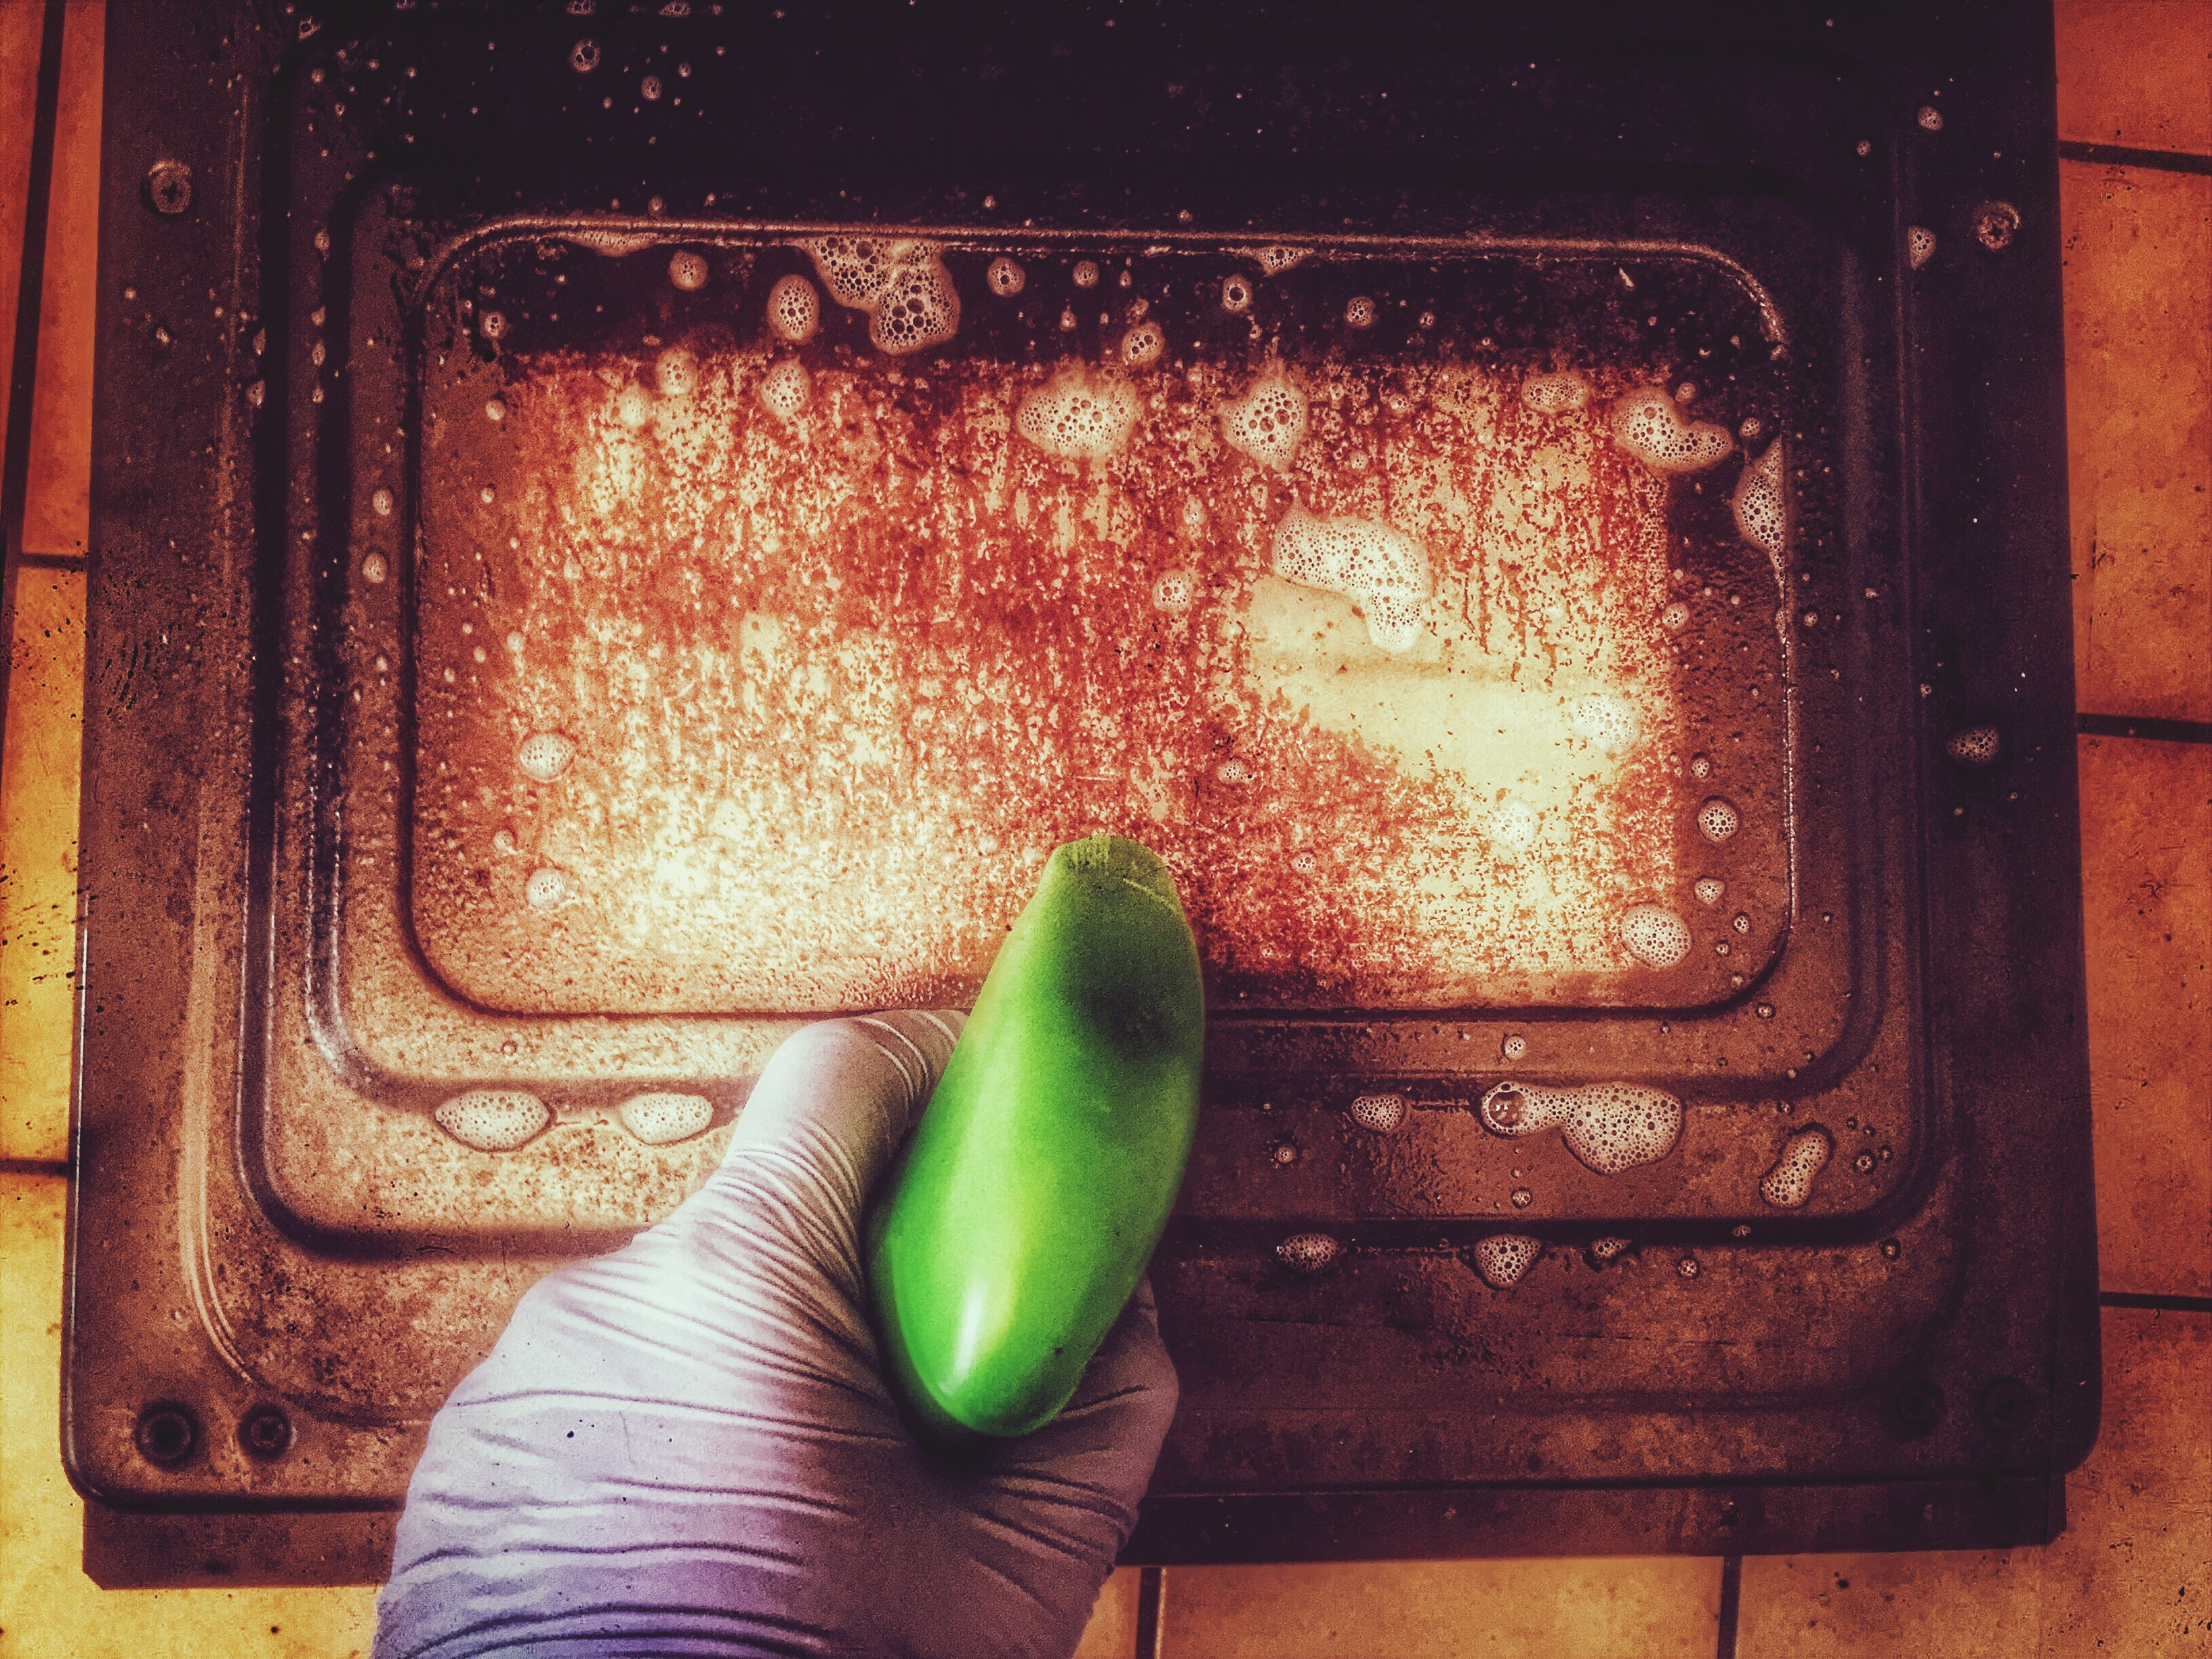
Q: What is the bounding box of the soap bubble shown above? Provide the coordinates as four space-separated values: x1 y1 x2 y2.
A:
1472 1234 1541 1288
516 731 576 781
756 357 811 421
1944 724 2001 766
985 256 1025 296
1619 904 1692 968
1761 1126 1833 1208
767 273 819 342
1521 370 1590 415
1347 1092 1407 1134
1478 1081 1574 1136
1270 504 1431 653
1502 1034 1526 1061
1697 798 1741 842
435 1089 549 1151
525 866 575 909
1568 693 1641 757
1072 260 1100 289
618 1091 714 1145
1220 274 1254 314
1343 295 1376 329
569 38 600 72
1151 570 1195 612
1277 1231 1343 1275
1611 386 1733 472
1016 366 1141 459
1220 370 1308 470
668 249 709 291
655 346 700 397
1118 321 1166 368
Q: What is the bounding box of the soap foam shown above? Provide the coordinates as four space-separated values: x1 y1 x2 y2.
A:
1489 800 1538 859
1619 904 1692 968
1908 226 1938 269
985 256 1025 296
1611 386 1734 473
1587 1236 1631 1263
804 237 960 355
1473 1234 1541 1288
668 249 709 292
1696 798 1741 842
1220 274 1254 314
517 731 576 781
1015 367 1141 460
1945 724 2001 766
767 273 820 343
655 346 701 398
1151 570 1195 612
1561 1083 1683 1175
435 1089 550 1151
1481 1081 1683 1175
1247 245 1309 274
1270 504 1432 653
1221 371 1308 470
1661 600 1691 630
1568 693 1641 757
756 358 812 422
525 866 575 909
1343 295 1377 329
1347 1092 1407 1133
1732 440 1787 560
1277 1231 1343 1275
615 384 654 430
1760 1126 1833 1208
1521 370 1591 415
1693 876 1725 907
617 1090 714 1145
1118 321 1166 368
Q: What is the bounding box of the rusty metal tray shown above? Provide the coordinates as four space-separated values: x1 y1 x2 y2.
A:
68 0 2095 1574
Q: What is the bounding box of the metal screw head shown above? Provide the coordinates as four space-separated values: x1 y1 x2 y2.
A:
144 159 193 216
1891 1382 1946 1439
1973 201 2021 252
134 1401 199 1467
237 1404 293 1460
1979 1377 2035 1435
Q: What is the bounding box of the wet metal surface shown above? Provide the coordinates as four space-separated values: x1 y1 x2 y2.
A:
68 0 2095 1570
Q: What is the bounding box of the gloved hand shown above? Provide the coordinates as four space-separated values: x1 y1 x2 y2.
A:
373 1011 1179 1659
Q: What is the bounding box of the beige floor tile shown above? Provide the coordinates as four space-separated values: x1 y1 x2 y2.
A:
17 0 99 558
1075 1567 1143 1658
1155 1557 1721 1658
1737 1307 2212 1656
0 0 47 466
1 565 81 1164
2079 736 2211 1298
2055 0 2212 156
2062 163 2212 723
0 1174 384 1656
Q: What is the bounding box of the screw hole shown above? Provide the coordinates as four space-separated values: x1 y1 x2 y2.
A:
135 1403 199 1467
238 1404 293 1461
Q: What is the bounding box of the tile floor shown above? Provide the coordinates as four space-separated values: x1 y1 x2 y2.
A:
1 3 2205 1654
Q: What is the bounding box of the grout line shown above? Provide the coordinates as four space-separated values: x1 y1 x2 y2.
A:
2058 140 2212 176
0 0 70 783
2076 712 2212 745
2100 1290 2212 1315
1134 1565 1164 1659
0 1158 70 1180
1715 1554 1743 1659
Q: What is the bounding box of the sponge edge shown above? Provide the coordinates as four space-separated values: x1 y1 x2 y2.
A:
1055 831 1185 914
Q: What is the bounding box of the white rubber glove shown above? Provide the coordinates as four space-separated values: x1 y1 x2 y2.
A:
373 1011 1179 1659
